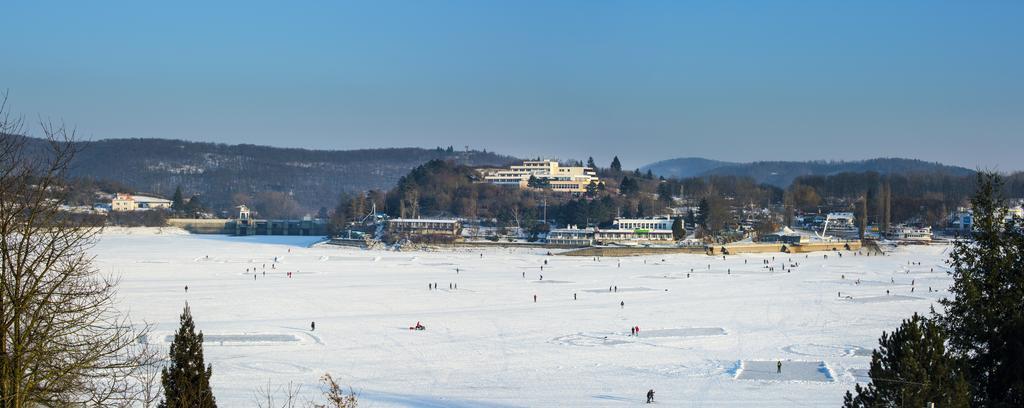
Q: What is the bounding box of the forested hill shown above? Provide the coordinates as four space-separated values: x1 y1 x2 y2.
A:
32 137 517 214
643 157 974 187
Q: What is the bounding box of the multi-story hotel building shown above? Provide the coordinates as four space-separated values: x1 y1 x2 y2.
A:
482 160 598 193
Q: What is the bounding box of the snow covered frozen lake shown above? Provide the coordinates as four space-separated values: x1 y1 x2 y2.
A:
95 229 953 407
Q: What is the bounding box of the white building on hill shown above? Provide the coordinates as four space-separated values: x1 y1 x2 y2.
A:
482 159 598 193
111 193 173 212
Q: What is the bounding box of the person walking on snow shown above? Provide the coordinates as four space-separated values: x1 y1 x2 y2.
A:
777 360 782 373
646 389 655 403
620 301 625 309
311 321 315 331
533 294 537 303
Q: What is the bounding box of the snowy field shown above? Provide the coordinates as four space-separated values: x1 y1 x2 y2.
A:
94 229 954 407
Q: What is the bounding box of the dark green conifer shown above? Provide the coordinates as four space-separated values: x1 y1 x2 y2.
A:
160 303 216 408
940 172 1024 406
610 156 622 173
671 218 685 240
844 314 969 408
171 186 185 211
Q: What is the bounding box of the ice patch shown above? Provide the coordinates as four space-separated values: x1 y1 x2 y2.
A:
848 368 871 383
638 327 726 338
734 360 833 382
844 295 922 303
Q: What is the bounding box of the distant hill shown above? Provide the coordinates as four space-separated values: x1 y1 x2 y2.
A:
21 137 517 213
639 157 738 178
643 157 974 187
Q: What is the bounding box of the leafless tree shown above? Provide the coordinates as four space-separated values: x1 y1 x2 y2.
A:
315 374 357 408
253 379 302 408
252 374 357 408
135 355 164 408
0 92 154 407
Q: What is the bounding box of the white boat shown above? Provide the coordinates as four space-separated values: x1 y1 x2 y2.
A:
891 225 933 242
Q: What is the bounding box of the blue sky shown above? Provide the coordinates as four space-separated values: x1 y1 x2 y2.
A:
2 1 1022 170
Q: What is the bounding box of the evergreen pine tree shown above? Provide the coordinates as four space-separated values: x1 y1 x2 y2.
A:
619 176 638 196
684 210 696 229
858 194 868 240
696 198 710 229
610 156 622 173
843 313 969 408
586 157 596 169
585 181 598 198
184 195 204 216
656 182 673 203
171 186 185 211
939 172 1024 406
527 175 549 189
160 303 216 408
671 217 685 240
883 181 892 235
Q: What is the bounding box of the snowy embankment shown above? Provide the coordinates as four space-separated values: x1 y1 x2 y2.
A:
92 231 952 407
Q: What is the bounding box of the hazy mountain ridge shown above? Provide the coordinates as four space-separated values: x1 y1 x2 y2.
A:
643 157 975 187
23 137 517 212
